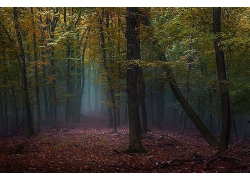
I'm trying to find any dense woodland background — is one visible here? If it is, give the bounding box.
[0,7,250,172]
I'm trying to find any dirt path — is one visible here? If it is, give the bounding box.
[0,114,249,172]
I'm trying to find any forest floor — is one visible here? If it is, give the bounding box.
[0,114,250,173]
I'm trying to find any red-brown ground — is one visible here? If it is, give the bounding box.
[0,114,249,173]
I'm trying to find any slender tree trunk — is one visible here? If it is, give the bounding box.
[76,41,87,122]
[125,7,146,153]
[94,80,99,113]
[38,8,50,124]
[87,62,92,113]
[31,7,42,132]
[4,92,8,134]
[156,81,164,129]
[98,8,117,132]
[0,93,3,133]
[181,62,191,134]
[213,7,231,153]
[11,86,19,131]
[13,7,35,136]
[149,88,155,125]
[65,7,73,130]
[181,113,188,135]
[0,50,7,135]
[116,102,121,127]
[209,91,214,132]
[231,112,238,142]
[66,44,72,130]
[48,8,59,131]
[124,104,128,124]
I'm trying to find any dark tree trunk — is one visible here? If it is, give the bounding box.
[13,7,35,136]
[49,8,59,131]
[163,52,219,147]
[124,104,128,124]
[98,8,117,133]
[31,7,42,132]
[213,7,231,153]
[65,7,73,130]
[76,40,87,123]
[125,7,146,153]
[0,93,3,132]
[94,79,99,113]
[181,62,191,134]
[156,81,164,129]
[181,113,188,135]
[138,67,148,133]
[11,86,19,131]
[116,102,121,127]
[87,62,92,113]
[209,91,214,133]
[66,44,72,130]
[0,50,7,135]
[38,8,50,124]
[149,88,155,125]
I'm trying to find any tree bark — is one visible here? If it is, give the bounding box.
[87,62,92,113]
[31,7,42,132]
[13,7,35,136]
[125,7,146,153]
[65,7,73,130]
[48,8,59,131]
[37,8,50,124]
[163,52,219,147]
[11,86,19,131]
[213,7,231,153]
[138,67,148,133]
[77,39,87,122]
[98,8,117,132]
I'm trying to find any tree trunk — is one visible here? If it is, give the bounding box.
[11,86,19,131]
[124,104,128,124]
[149,88,155,125]
[209,91,214,133]
[138,67,148,133]
[0,93,3,134]
[181,113,188,135]
[31,7,42,132]
[98,8,117,133]
[163,53,219,147]
[49,8,59,131]
[65,7,73,130]
[87,62,92,113]
[156,81,164,129]
[76,39,87,123]
[125,7,146,153]
[13,7,35,136]
[38,8,50,124]
[213,7,231,153]
[66,44,72,130]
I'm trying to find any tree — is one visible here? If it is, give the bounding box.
[31,7,42,132]
[213,7,231,153]
[97,8,117,133]
[65,7,73,130]
[125,7,146,153]
[13,7,35,136]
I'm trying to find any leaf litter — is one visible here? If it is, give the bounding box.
[0,114,249,173]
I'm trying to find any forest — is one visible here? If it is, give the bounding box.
[0,7,250,173]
